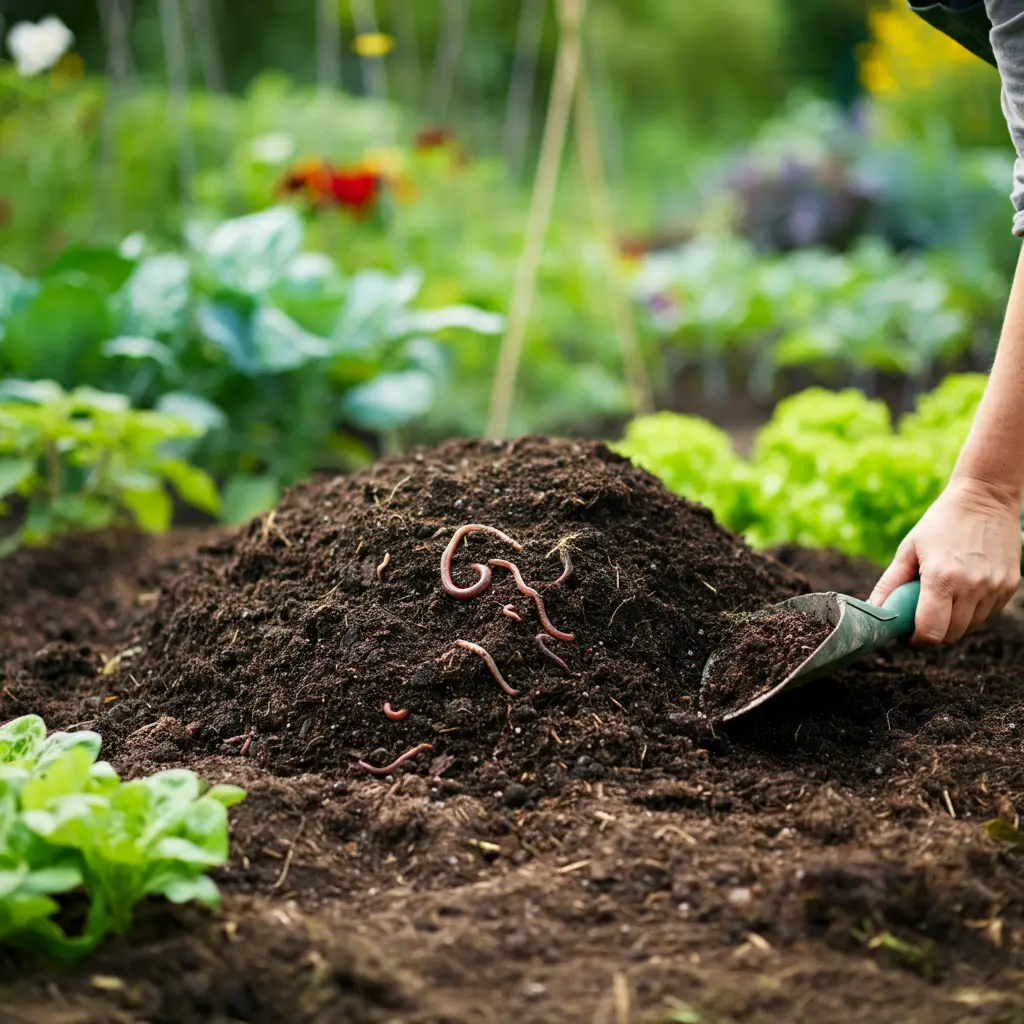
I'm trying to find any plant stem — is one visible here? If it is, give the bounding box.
[45,443,63,501]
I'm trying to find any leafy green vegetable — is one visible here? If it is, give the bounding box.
[0,382,220,553]
[615,375,987,565]
[0,715,245,959]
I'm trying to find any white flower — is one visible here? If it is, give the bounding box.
[249,133,296,165]
[7,16,74,77]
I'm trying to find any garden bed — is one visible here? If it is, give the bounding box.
[2,437,1024,1023]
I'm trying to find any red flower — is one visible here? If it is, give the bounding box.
[328,169,381,215]
[278,159,334,204]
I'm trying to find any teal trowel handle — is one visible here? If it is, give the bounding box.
[877,580,921,639]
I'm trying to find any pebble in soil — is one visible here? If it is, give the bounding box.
[700,607,832,719]
[96,436,803,792]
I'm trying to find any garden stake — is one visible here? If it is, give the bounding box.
[701,581,922,722]
[487,0,586,437]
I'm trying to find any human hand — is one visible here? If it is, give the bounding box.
[869,477,1022,648]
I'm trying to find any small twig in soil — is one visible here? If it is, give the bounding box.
[612,972,631,1024]
[375,475,411,508]
[488,559,575,642]
[502,603,522,621]
[535,633,569,673]
[260,510,291,547]
[609,595,637,626]
[383,702,409,721]
[455,639,520,696]
[441,524,522,599]
[943,789,957,819]
[270,815,306,890]
[376,552,391,582]
[357,742,435,776]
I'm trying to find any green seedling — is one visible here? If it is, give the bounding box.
[0,381,219,554]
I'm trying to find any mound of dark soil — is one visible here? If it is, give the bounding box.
[101,437,803,787]
[5,438,1024,1024]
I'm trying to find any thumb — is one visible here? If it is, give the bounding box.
[869,540,919,607]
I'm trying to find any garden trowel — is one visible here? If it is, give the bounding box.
[702,580,921,722]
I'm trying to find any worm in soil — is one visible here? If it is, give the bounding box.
[488,559,575,642]
[383,702,409,721]
[455,639,520,696]
[535,633,569,673]
[357,742,434,776]
[553,550,574,586]
[240,733,254,757]
[502,603,522,621]
[376,551,391,581]
[440,524,522,599]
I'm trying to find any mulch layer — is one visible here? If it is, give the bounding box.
[2,436,1024,1024]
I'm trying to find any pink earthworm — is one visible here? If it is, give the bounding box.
[535,633,569,673]
[502,603,522,622]
[358,742,434,776]
[455,639,520,696]
[440,524,523,599]
[553,550,574,586]
[487,559,575,642]
[383,702,409,721]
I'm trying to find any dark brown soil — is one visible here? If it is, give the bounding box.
[3,437,1024,1024]
[700,608,833,719]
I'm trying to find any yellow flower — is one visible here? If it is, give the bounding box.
[352,32,394,58]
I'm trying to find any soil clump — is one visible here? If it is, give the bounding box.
[700,608,832,718]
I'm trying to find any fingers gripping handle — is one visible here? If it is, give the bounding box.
[878,580,921,639]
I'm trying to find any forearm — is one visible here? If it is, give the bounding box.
[952,242,1024,506]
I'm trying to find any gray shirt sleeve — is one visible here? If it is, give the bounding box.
[988,1,1024,235]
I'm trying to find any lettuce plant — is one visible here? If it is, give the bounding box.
[0,715,244,959]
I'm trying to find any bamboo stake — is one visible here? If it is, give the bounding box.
[316,0,342,92]
[502,0,546,185]
[574,58,654,414]
[486,0,586,438]
[157,0,195,208]
[428,0,469,123]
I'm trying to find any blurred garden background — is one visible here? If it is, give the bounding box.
[0,0,1018,561]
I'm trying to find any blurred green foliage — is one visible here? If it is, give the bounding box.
[616,374,987,565]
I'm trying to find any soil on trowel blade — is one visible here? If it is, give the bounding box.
[5,440,1024,1023]
[700,608,832,719]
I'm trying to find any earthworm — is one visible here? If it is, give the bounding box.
[455,639,520,696]
[553,550,574,586]
[240,734,253,757]
[535,633,569,673]
[376,552,391,581]
[357,742,434,776]
[383,702,409,721]
[488,559,575,642]
[502,603,522,621]
[440,525,522,599]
